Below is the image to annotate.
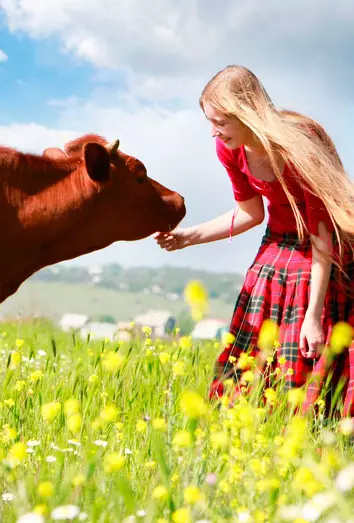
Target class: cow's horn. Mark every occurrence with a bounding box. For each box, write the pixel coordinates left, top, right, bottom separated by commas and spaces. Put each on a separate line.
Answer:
107, 139, 120, 153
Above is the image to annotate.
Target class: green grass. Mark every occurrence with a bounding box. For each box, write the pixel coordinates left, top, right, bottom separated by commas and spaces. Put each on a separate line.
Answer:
1, 282, 234, 323
0, 320, 353, 522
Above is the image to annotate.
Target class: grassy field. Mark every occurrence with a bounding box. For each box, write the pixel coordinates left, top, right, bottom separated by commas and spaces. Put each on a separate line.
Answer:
1, 282, 234, 323
0, 320, 353, 522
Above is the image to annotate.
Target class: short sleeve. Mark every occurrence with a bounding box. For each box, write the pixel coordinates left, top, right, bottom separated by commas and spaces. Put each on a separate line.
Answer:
303, 188, 335, 236
216, 138, 258, 202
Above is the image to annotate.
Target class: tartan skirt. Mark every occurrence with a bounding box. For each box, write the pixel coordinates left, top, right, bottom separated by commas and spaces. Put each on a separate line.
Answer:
210, 227, 354, 416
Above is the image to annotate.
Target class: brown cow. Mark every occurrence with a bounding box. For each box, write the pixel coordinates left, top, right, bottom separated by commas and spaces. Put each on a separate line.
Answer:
0, 134, 186, 302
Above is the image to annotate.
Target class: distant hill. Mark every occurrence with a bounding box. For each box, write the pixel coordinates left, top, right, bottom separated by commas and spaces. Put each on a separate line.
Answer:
0, 264, 244, 328
30, 263, 244, 303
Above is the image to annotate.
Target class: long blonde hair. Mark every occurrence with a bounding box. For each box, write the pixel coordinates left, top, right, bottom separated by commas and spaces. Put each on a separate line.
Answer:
200, 65, 354, 260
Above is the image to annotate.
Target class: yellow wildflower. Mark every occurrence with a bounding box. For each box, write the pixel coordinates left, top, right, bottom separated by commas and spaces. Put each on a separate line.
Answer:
179, 336, 192, 350
1, 425, 17, 442
64, 399, 80, 416
293, 466, 323, 497
9, 442, 27, 462
222, 331, 236, 347
210, 431, 228, 450
180, 390, 207, 419
152, 484, 169, 501
287, 388, 305, 406
242, 370, 254, 383
37, 481, 53, 498
15, 339, 24, 349
142, 326, 152, 336
172, 361, 185, 376
183, 485, 203, 505
72, 473, 86, 488
152, 418, 167, 431
172, 431, 192, 448
100, 405, 118, 422
136, 420, 147, 433
278, 356, 287, 365
29, 371, 43, 383
14, 380, 26, 392
330, 322, 353, 354
171, 472, 179, 484
237, 352, 250, 369
103, 452, 125, 473
184, 280, 208, 321
10, 351, 21, 369
41, 402, 61, 422
159, 352, 171, 364
144, 461, 156, 470
34, 504, 48, 516
264, 388, 277, 404
67, 413, 82, 433
258, 319, 279, 353
172, 507, 191, 523
88, 374, 99, 384
101, 351, 124, 373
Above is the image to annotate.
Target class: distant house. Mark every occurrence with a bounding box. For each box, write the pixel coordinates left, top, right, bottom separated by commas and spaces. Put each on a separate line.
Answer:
133, 309, 176, 338
80, 321, 117, 341
116, 321, 134, 342
59, 313, 89, 332
191, 318, 229, 340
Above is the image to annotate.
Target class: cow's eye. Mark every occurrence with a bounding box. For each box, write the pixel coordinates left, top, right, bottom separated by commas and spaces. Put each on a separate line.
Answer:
135, 163, 147, 183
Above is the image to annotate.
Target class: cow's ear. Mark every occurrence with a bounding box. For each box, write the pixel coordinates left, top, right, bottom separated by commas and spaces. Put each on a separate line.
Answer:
84, 143, 111, 183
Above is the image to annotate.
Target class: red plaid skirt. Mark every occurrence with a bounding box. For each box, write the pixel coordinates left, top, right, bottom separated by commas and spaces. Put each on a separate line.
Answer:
210, 227, 354, 416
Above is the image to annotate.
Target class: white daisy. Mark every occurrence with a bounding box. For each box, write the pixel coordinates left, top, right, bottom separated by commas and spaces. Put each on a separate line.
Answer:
27, 440, 41, 447
2, 492, 14, 501
17, 513, 44, 523
335, 462, 354, 492
68, 439, 81, 447
93, 440, 108, 447
51, 505, 80, 520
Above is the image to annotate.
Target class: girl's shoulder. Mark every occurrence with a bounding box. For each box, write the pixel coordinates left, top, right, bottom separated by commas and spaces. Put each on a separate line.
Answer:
215, 138, 243, 168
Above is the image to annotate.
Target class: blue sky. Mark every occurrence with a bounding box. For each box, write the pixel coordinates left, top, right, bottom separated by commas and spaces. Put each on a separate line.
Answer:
0, 0, 353, 274
0, 21, 93, 125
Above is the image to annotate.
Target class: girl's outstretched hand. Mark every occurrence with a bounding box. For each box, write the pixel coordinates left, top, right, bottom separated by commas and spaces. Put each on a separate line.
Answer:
153, 228, 193, 251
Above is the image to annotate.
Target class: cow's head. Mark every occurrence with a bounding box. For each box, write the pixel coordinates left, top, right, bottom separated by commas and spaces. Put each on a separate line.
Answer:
43, 134, 186, 244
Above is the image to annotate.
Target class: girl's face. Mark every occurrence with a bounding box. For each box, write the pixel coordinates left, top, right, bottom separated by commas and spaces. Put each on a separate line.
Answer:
203, 103, 253, 150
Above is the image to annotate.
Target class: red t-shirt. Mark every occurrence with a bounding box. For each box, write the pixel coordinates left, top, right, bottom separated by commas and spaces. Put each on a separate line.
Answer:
216, 137, 334, 236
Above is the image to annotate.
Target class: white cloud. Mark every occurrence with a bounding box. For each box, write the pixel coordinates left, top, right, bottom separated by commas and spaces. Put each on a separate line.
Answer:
0, 123, 77, 152
0, 49, 8, 62
1, 0, 354, 100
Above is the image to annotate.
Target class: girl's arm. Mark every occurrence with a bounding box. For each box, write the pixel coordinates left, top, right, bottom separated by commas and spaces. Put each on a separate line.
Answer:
154, 195, 265, 250
299, 221, 333, 357
186, 195, 265, 246
307, 221, 333, 317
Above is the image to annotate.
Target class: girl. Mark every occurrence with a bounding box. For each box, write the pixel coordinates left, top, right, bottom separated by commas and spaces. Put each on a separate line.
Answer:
154, 65, 354, 417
